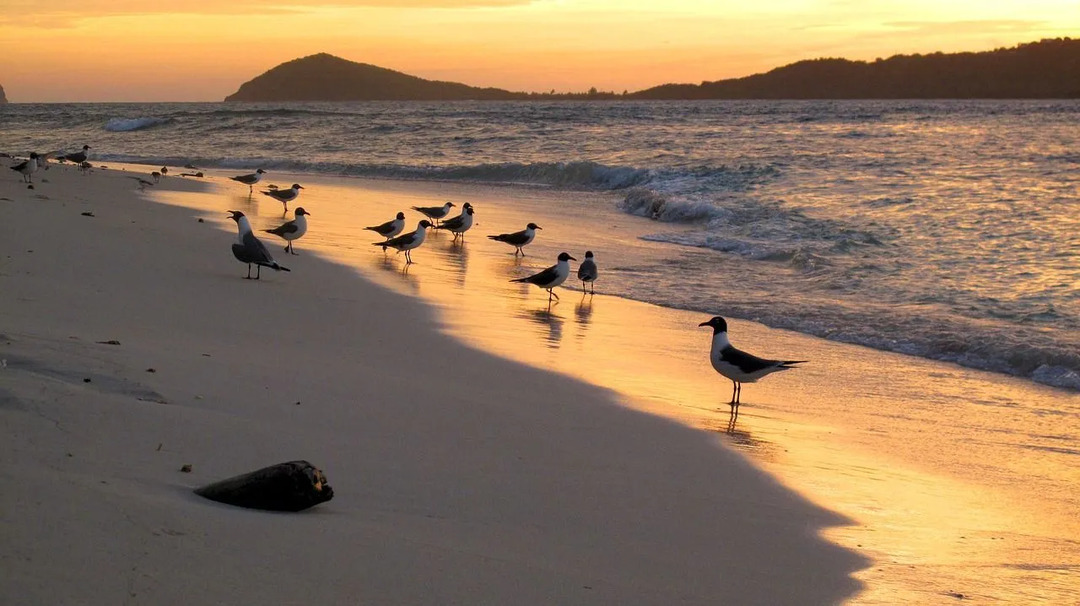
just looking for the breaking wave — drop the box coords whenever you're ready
[104,117,172,132]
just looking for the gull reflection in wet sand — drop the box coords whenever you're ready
[574,294,593,340]
[372,254,419,291]
[444,239,469,287]
[520,307,564,349]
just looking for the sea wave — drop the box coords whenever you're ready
[104,117,172,132]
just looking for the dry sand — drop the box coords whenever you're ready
[0,166,865,603]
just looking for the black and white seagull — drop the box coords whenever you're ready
[261,183,303,212]
[365,211,406,241]
[262,207,310,255]
[577,250,597,294]
[230,168,266,192]
[373,219,431,264]
[411,201,455,226]
[433,202,474,240]
[59,145,91,164]
[698,316,805,418]
[511,252,576,303]
[488,222,541,256]
[10,152,39,183]
[227,210,291,279]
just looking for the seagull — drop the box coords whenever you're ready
[261,183,303,212]
[10,152,39,183]
[227,210,291,279]
[698,316,805,419]
[373,220,431,264]
[59,145,91,164]
[262,207,310,255]
[577,250,597,294]
[365,211,407,241]
[433,202,474,240]
[151,171,161,183]
[160,166,168,178]
[488,222,541,256]
[411,201,455,226]
[230,168,266,192]
[511,252,576,303]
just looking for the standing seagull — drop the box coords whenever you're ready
[411,201,455,226]
[698,316,805,419]
[230,168,266,193]
[488,222,541,256]
[577,250,598,294]
[227,210,291,279]
[373,220,431,264]
[10,152,39,183]
[365,211,406,241]
[262,207,310,255]
[60,145,91,164]
[433,202,474,241]
[511,252,576,304]
[261,183,304,213]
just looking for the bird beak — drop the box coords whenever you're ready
[698,321,710,327]
[535,226,543,230]
[569,256,577,261]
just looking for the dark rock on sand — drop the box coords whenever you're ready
[194,460,333,512]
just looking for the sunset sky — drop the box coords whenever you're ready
[2,0,1077,102]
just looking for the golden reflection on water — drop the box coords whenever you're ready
[154,175,1080,604]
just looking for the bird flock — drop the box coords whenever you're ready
[5,149,807,419]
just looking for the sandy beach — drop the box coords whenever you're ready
[0,166,869,603]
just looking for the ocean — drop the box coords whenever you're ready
[3,99,1078,390]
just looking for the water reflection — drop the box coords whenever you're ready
[371,254,419,291]
[520,307,564,349]
[443,239,470,287]
[574,295,593,341]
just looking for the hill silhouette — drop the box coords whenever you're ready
[224,53,523,102]
[631,38,1080,99]
[225,39,1080,102]
[0,84,7,104]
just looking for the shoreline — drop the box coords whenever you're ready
[1,165,866,602]
[154,165,1080,603]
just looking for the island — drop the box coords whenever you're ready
[0,84,7,104]
[224,38,1080,102]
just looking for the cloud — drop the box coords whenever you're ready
[882,19,1049,35]
[0,0,535,27]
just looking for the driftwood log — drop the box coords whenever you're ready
[194,460,333,512]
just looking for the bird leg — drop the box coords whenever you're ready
[244,264,253,279]
[550,289,560,301]
[729,380,738,406]
[255,265,262,280]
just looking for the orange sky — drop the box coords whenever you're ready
[1,1,1077,102]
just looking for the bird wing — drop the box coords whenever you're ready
[721,346,788,374]
[437,214,465,230]
[242,231,276,264]
[512,263,558,285]
[365,219,394,234]
[490,229,526,244]
[380,230,417,248]
[412,205,439,215]
[577,259,597,280]
[265,221,298,236]
[231,173,256,184]
[11,160,28,171]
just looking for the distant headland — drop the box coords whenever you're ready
[0,84,8,104]
[224,38,1080,102]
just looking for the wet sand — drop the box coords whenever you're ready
[2,166,864,604]
[161,169,1080,603]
